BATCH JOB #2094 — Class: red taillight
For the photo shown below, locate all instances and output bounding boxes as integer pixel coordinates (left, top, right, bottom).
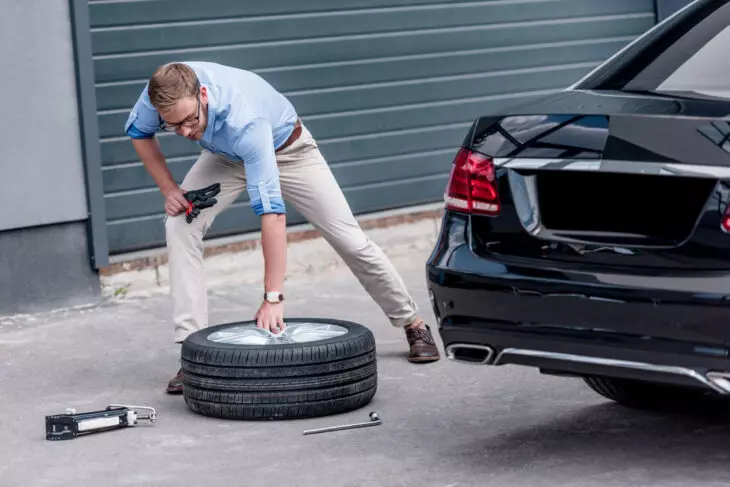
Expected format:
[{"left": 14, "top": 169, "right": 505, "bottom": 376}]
[
  {"left": 444, "top": 148, "right": 500, "bottom": 215},
  {"left": 723, "top": 206, "right": 730, "bottom": 233}
]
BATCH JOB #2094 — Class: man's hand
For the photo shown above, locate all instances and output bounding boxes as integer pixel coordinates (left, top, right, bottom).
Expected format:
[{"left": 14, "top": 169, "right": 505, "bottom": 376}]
[
  {"left": 255, "top": 301, "right": 286, "bottom": 334},
  {"left": 183, "top": 183, "right": 221, "bottom": 223},
  {"left": 163, "top": 187, "right": 190, "bottom": 216}
]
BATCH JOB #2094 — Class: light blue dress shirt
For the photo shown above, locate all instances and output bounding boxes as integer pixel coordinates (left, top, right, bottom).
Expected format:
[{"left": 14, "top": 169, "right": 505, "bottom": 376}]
[{"left": 125, "top": 61, "right": 298, "bottom": 216}]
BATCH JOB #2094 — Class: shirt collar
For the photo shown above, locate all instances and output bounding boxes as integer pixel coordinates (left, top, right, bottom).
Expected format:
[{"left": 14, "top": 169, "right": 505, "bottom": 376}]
[{"left": 201, "top": 84, "right": 217, "bottom": 144}]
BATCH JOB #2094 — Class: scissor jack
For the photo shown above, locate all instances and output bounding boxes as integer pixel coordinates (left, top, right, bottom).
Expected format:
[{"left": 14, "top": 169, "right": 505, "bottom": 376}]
[{"left": 45, "top": 404, "right": 157, "bottom": 441}]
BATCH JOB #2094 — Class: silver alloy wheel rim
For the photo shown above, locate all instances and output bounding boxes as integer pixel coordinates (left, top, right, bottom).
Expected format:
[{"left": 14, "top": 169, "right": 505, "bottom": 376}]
[{"left": 207, "top": 322, "right": 348, "bottom": 345}]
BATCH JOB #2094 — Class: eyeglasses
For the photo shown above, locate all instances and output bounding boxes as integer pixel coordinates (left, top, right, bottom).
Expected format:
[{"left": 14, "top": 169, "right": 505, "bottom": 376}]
[{"left": 159, "top": 82, "right": 201, "bottom": 132}]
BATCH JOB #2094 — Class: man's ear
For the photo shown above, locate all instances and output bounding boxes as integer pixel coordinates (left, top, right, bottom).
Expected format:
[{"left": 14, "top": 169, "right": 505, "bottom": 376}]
[{"left": 200, "top": 85, "right": 208, "bottom": 104}]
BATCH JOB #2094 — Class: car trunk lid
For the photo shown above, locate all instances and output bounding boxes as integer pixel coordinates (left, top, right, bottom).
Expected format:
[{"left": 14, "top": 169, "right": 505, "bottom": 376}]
[{"left": 462, "top": 90, "right": 730, "bottom": 271}]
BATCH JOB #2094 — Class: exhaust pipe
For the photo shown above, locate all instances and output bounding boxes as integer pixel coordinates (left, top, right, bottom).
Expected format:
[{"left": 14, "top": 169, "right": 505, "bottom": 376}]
[{"left": 445, "top": 344, "right": 495, "bottom": 365}]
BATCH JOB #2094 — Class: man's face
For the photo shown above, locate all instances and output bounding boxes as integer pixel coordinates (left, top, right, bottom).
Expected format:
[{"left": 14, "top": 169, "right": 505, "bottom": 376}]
[{"left": 160, "top": 86, "right": 208, "bottom": 141}]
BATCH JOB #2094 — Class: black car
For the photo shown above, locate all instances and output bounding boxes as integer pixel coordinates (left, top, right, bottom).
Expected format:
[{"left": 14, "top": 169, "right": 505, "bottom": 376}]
[{"left": 426, "top": 0, "right": 730, "bottom": 409}]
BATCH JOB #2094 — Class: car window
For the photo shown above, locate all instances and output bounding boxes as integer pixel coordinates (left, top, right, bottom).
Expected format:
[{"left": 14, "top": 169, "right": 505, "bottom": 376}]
[
  {"left": 653, "top": 25, "right": 730, "bottom": 99},
  {"left": 576, "top": 0, "right": 730, "bottom": 100}
]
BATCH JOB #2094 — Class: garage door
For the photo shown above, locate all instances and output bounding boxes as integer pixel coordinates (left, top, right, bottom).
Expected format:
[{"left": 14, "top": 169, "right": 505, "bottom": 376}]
[{"left": 89, "top": 0, "right": 656, "bottom": 254}]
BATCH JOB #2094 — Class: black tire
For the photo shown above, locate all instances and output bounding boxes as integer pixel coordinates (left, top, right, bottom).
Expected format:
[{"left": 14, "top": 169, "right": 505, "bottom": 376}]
[
  {"left": 583, "top": 376, "right": 710, "bottom": 410},
  {"left": 181, "top": 318, "right": 377, "bottom": 420}
]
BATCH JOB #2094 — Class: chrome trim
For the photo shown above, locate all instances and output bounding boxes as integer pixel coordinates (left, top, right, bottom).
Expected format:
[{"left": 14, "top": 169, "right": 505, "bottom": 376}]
[
  {"left": 445, "top": 344, "right": 494, "bottom": 365},
  {"left": 706, "top": 372, "right": 730, "bottom": 393},
  {"left": 493, "top": 157, "right": 730, "bottom": 179},
  {"left": 494, "top": 348, "right": 730, "bottom": 394},
  {"left": 507, "top": 169, "right": 541, "bottom": 234},
  {"left": 507, "top": 170, "right": 541, "bottom": 236}
]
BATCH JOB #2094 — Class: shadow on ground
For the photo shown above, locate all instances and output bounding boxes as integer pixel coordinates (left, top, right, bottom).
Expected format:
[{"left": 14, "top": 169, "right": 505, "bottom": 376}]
[{"left": 438, "top": 398, "right": 730, "bottom": 485}]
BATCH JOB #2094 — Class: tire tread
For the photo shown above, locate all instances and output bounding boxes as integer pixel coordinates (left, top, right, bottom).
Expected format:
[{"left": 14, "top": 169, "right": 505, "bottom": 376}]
[{"left": 180, "top": 319, "right": 378, "bottom": 420}]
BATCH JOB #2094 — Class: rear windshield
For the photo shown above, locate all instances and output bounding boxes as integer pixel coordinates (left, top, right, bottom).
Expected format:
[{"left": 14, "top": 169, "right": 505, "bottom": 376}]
[{"left": 577, "top": 0, "right": 730, "bottom": 101}]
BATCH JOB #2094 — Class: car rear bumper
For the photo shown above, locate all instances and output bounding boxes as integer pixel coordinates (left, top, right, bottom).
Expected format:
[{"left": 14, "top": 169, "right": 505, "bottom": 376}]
[{"left": 426, "top": 212, "right": 730, "bottom": 393}]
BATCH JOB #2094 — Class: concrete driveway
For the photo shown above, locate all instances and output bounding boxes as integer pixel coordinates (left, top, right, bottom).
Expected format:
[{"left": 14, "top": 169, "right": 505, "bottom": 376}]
[{"left": 3, "top": 220, "right": 730, "bottom": 487}]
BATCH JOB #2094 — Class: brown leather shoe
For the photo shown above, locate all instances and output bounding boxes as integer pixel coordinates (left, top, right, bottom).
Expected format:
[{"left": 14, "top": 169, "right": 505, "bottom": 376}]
[
  {"left": 405, "top": 323, "right": 440, "bottom": 363},
  {"left": 167, "top": 369, "right": 183, "bottom": 394}
]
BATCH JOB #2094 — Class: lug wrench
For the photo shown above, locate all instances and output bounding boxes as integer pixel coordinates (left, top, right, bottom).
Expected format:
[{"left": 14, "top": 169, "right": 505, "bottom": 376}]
[{"left": 303, "top": 412, "right": 381, "bottom": 435}]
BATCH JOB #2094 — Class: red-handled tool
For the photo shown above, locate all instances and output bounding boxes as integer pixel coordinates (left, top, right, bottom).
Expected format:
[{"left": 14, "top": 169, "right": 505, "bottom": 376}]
[{"left": 183, "top": 183, "right": 221, "bottom": 224}]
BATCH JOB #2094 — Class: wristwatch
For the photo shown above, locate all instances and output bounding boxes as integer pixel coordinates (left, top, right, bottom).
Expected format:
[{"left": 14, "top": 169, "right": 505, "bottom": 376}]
[{"left": 264, "top": 291, "right": 284, "bottom": 304}]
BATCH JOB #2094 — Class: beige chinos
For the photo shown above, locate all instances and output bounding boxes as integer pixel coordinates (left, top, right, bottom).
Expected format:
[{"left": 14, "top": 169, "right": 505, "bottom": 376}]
[{"left": 165, "top": 124, "right": 419, "bottom": 342}]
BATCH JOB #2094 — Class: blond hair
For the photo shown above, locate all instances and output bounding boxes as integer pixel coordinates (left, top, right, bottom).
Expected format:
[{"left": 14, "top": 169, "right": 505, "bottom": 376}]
[{"left": 147, "top": 63, "right": 199, "bottom": 112}]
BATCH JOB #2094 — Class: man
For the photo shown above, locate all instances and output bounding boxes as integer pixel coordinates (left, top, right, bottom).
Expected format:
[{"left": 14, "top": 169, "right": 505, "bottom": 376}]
[{"left": 124, "top": 61, "right": 440, "bottom": 394}]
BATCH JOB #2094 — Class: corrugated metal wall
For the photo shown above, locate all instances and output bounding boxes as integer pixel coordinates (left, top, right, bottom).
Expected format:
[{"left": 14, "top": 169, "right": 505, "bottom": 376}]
[{"left": 89, "top": 0, "right": 656, "bottom": 254}]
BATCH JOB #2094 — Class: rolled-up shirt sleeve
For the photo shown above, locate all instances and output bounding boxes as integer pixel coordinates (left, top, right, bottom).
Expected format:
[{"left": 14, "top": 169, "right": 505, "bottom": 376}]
[
  {"left": 232, "top": 117, "right": 286, "bottom": 216},
  {"left": 124, "top": 86, "right": 160, "bottom": 139}
]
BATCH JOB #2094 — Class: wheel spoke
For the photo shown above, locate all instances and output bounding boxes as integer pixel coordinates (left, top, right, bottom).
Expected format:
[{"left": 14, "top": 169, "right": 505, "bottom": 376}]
[{"left": 207, "top": 322, "right": 348, "bottom": 345}]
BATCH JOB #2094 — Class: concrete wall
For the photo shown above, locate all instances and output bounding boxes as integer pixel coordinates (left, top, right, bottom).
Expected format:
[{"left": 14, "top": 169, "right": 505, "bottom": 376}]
[
  {"left": 0, "top": 0, "right": 88, "bottom": 230},
  {"left": 0, "top": 0, "right": 99, "bottom": 315},
  {"left": 0, "top": 223, "right": 100, "bottom": 314}
]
